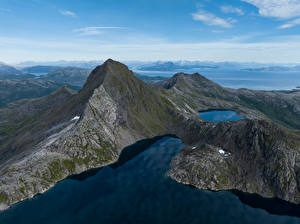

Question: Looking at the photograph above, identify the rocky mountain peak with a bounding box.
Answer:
[155,72,218,90]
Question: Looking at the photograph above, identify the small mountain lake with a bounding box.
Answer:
[199,110,244,123]
[0,113,299,223]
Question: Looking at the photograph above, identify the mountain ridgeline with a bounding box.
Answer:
[0,59,299,210]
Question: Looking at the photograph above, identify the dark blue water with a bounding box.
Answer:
[199,110,244,123]
[1,137,300,223]
[135,69,300,90]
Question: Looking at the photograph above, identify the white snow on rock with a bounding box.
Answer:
[218,149,231,157]
[71,116,80,121]
[219,149,225,154]
[192,146,197,149]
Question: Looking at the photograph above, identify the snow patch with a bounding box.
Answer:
[219,149,225,154]
[218,149,231,157]
[71,116,80,121]
[192,146,197,149]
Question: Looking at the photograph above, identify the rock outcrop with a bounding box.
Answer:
[169,119,300,203]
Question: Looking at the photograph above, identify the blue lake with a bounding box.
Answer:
[199,110,244,123]
[1,137,300,223]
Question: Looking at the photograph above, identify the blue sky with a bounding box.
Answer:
[1,0,300,63]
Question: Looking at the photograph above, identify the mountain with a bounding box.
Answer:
[40,67,91,86]
[154,73,300,130]
[154,72,300,203]
[21,66,62,74]
[0,74,35,80]
[0,79,76,108]
[0,59,184,209]
[17,61,103,69]
[134,73,167,83]
[242,65,300,72]
[0,63,21,74]
[0,60,299,210]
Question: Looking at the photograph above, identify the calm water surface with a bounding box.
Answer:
[199,110,244,123]
[135,69,300,90]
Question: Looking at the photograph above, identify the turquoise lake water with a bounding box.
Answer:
[199,110,244,123]
[1,113,300,223]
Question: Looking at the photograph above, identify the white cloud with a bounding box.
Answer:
[278,18,300,29]
[73,27,125,36]
[192,10,234,28]
[212,30,225,33]
[221,5,244,16]
[60,10,77,18]
[241,0,300,19]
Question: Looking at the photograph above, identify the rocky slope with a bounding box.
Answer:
[169,119,300,203]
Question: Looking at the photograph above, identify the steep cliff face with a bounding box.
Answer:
[0,59,183,209]
[169,119,300,203]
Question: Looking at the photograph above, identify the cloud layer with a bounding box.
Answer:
[241,0,300,19]
[221,5,244,16]
[60,10,77,18]
[73,27,125,36]
[279,18,300,29]
[192,10,235,28]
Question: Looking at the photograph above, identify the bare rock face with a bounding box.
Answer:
[169,119,300,203]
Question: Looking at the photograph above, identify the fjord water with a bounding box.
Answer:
[1,138,300,223]
[199,110,244,123]
[135,69,300,90]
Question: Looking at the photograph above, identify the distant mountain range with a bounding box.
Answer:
[137,61,218,71]
[0,73,35,80]
[39,67,91,86]
[0,79,79,108]
[21,66,62,74]
[0,63,21,74]
[1,60,300,75]
[16,60,104,69]
[242,66,300,72]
